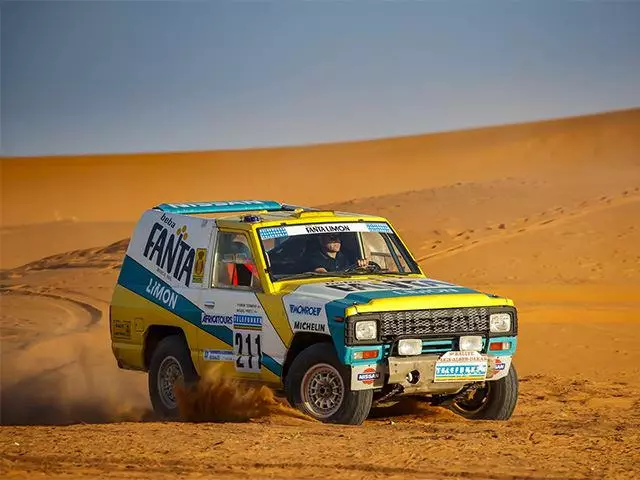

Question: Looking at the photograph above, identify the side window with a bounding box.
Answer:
[361,233,411,273]
[212,231,262,290]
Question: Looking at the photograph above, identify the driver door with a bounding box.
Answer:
[197,230,269,382]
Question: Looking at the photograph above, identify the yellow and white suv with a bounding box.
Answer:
[109,200,519,425]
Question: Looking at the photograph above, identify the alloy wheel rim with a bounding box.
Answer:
[157,356,184,410]
[300,363,345,418]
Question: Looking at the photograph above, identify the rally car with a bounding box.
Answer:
[109,200,519,425]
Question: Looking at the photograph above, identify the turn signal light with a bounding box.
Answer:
[490,342,511,351]
[353,350,378,360]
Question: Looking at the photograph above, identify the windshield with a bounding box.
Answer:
[257,221,420,281]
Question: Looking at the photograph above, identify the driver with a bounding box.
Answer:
[307,233,368,273]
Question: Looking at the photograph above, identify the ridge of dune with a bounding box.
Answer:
[4,107,639,160]
[2,108,639,228]
[0,221,135,270]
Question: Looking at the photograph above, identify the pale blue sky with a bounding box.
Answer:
[2,0,639,157]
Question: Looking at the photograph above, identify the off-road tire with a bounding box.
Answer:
[285,342,373,425]
[450,363,519,420]
[148,334,198,420]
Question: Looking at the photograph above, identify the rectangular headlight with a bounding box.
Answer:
[490,313,511,333]
[355,320,377,341]
[398,339,422,356]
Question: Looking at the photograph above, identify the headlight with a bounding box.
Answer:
[459,335,483,352]
[490,313,511,333]
[355,320,377,341]
[398,338,422,356]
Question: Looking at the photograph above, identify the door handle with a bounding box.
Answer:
[204,301,215,309]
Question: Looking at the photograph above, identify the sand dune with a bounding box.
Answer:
[0,221,134,270]
[1,108,640,479]
[2,108,638,227]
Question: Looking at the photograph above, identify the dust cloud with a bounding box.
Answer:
[0,333,152,426]
[175,366,316,423]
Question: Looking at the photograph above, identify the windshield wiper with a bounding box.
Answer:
[275,271,354,281]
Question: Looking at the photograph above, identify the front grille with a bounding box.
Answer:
[379,307,490,340]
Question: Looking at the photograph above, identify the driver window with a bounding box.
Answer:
[362,234,392,270]
[361,233,409,273]
[213,232,261,290]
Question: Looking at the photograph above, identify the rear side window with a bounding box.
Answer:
[212,232,262,290]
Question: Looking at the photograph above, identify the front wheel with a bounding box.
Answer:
[148,335,199,419]
[449,363,519,420]
[285,342,373,425]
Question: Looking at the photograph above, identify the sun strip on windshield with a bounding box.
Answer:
[258,222,392,240]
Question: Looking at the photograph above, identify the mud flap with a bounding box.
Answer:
[350,363,385,391]
[486,355,513,380]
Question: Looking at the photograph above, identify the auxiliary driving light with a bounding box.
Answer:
[398,339,422,356]
[459,335,483,352]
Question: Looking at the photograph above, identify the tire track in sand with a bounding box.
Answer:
[0,285,103,330]
[0,283,140,427]
[1,285,107,391]
[416,189,640,264]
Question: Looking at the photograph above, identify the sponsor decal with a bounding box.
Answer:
[293,320,326,333]
[201,313,233,326]
[143,221,196,287]
[112,319,131,340]
[134,318,144,333]
[435,364,486,376]
[145,277,178,310]
[192,248,207,284]
[203,349,235,361]
[160,213,176,229]
[357,368,380,385]
[169,200,267,209]
[233,313,262,330]
[266,222,392,239]
[236,302,260,314]
[289,304,322,316]
[390,287,462,295]
[324,278,460,293]
[486,357,508,378]
[304,224,351,234]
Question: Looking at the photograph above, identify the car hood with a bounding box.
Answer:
[281,276,512,314]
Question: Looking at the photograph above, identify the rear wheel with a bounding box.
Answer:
[148,335,198,419]
[449,363,519,420]
[286,342,373,425]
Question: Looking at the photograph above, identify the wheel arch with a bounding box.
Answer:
[144,325,187,370]
[282,332,333,383]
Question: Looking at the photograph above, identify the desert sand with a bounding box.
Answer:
[1,108,639,479]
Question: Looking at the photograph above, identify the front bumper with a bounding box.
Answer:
[350,352,513,394]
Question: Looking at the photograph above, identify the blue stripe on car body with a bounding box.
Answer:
[117,255,282,377]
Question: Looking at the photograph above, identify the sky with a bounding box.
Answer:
[1,0,639,157]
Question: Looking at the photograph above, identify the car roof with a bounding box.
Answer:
[151,199,389,229]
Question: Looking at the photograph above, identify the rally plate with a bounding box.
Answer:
[433,351,488,382]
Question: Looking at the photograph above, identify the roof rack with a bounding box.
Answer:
[153,200,315,215]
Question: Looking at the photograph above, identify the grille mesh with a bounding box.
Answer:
[379,307,490,339]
